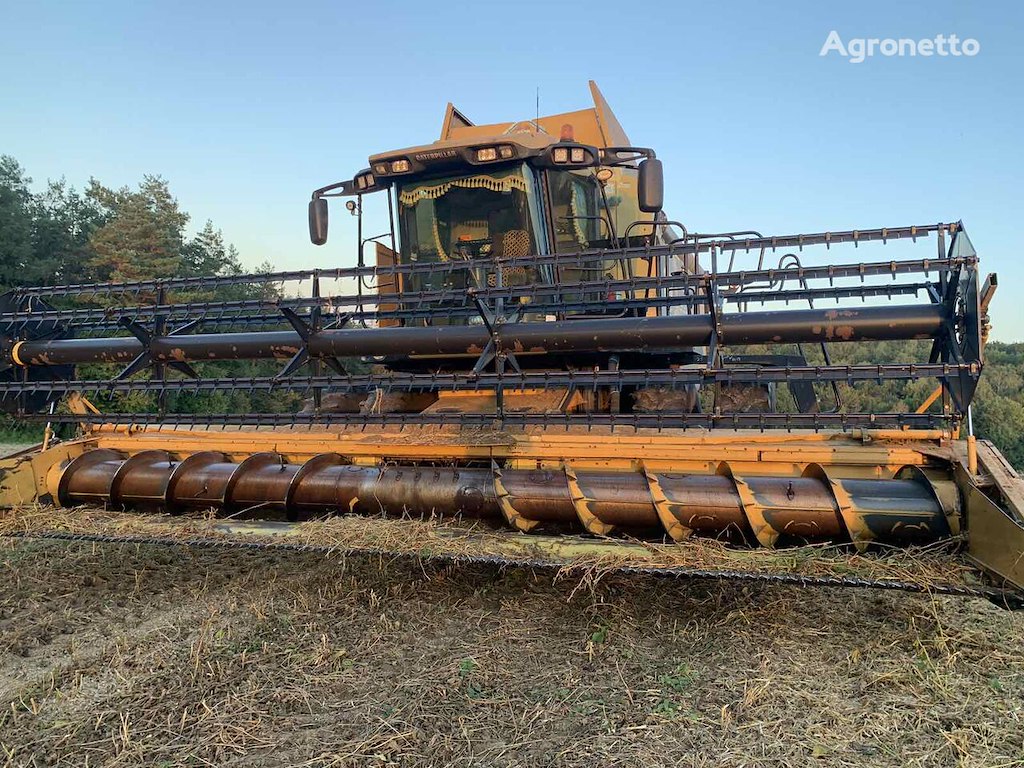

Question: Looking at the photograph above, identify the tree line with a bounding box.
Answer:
[819,339,1024,471]
[0,155,298,423]
[0,155,255,290]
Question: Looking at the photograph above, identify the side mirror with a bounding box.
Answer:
[308,198,329,245]
[637,157,664,213]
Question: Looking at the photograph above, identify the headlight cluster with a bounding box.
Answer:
[552,146,590,164]
[354,170,377,191]
[544,143,598,168]
[473,145,516,163]
[373,159,413,176]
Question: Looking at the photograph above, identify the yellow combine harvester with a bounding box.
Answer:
[1,83,1022,605]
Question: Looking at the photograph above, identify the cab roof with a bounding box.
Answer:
[368,81,631,166]
[439,81,631,148]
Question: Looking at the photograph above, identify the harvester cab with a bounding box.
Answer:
[1,82,1023,608]
[311,83,676,326]
[305,84,830,416]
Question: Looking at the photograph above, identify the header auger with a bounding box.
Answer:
[1,82,1022,606]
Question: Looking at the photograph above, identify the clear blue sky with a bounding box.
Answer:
[2,0,1021,339]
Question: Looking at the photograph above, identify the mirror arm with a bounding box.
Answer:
[600,146,656,167]
[311,180,349,199]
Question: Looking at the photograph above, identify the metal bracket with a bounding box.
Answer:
[468,291,523,376]
[467,289,523,420]
[705,251,726,416]
[115,317,199,380]
[278,307,348,377]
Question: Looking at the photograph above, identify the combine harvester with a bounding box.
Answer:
[1,83,1022,605]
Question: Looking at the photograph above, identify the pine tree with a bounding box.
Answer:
[86,176,189,283]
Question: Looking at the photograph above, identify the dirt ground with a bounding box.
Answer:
[1,536,1023,768]
[0,446,34,462]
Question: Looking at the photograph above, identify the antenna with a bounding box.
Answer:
[535,87,539,131]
